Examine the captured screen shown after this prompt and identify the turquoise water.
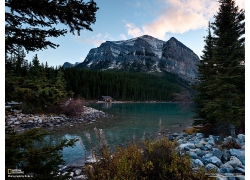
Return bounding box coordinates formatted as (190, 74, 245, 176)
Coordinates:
(46, 103, 194, 165)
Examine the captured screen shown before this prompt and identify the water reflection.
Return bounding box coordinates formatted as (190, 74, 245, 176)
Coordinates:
(100, 103, 112, 109)
(47, 103, 194, 165)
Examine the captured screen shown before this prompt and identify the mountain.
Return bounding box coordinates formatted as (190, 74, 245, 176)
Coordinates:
(74, 35, 200, 82)
(62, 62, 81, 68)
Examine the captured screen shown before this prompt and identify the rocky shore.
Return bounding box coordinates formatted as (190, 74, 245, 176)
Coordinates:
(5, 106, 108, 133)
(52, 132, 245, 180)
(168, 132, 245, 180)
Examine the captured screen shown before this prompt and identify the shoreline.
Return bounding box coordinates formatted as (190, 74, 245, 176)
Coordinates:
(85, 100, 192, 104)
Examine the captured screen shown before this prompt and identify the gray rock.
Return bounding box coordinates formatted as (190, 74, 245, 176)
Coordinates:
(237, 134, 245, 143)
(172, 132, 179, 137)
(27, 119, 34, 123)
(189, 152, 198, 159)
(196, 133, 204, 138)
(219, 163, 234, 173)
(208, 156, 222, 167)
(69, 172, 74, 177)
(212, 148, 222, 159)
(74, 169, 82, 176)
(216, 174, 228, 180)
(234, 167, 245, 175)
(195, 143, 203, 148)
(47, 123, 54, 127)
(201, 145, 209, 151)
(7, 121, 13, 125)
(168, 134, 174, 141)
(227, 156, 242, 168)
(194, 159, 204, 166)
(73, 175, 88, 180)
(205, 144, 213, 150)
(195, 149, 207, 157)
(204, 153, 213, 158)
(180, 143, 195, 150)
(229, 149, 245, 165)
(205, 163, 219, 171)
(207, 139, 215, 146)
(177, 139, 183, 144)
(222, 150, 231, 163)
(235, 175, 245, 180)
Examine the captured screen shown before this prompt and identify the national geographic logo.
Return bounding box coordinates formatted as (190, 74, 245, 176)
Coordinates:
(7, 169, 24, 174)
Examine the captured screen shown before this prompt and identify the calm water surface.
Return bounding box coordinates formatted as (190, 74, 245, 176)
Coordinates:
(45, 103, 194, 165)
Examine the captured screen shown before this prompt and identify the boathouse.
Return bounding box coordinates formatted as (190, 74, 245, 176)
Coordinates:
(99, 96, 114, 102)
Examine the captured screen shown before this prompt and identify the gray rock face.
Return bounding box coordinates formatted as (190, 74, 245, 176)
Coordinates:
(75, 35, 200, 83)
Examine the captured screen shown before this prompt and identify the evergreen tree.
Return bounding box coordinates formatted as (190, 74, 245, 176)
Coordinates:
(193, 22, 215, 122)
(5, 128, 77, 179)
(5, 0, 98, 54)
(195, 0, 245, 135)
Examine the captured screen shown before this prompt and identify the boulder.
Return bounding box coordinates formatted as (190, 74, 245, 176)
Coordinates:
(208, 156, 222, 167)
(189, 152, 198, 159)
(205, 163, 219, 172)
(234, 167, 245, 175)
(74, 169, 82, 176)
(226, 156, 242, 168)
(216, 174, 228, 180)
(195, 149, 207, 157)
(212, 148, 222, 159)
(229, 149, 245, 165)
(219, 163, 234, 173)
(27, 119, 34, 123)
(194, 159, 204, 166)
(221, 150, 231, 163)
(180, 143, 195, 151)
(196, 133, 204, 138)
(237, 134, 245, 143)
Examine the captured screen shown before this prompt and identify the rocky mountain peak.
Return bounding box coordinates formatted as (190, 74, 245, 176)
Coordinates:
(70, 35, 200, 83)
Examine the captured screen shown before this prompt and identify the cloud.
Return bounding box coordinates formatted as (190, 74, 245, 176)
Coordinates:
(125, 0, 245, 40)
(125, 0, 220, 40)
(78, 33, 114, 47)
(125, 23, 144, 37)
(235, 0, 245, 9)
(119, 34, 127, 40)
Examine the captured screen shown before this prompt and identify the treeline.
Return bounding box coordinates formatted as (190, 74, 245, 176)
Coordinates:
(62, 68, 186, 101)
(5, 48, 73, 113)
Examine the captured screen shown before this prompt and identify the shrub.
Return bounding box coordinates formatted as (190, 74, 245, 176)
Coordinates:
(85, 138, 215, 180)
(46, 98, 85, 117)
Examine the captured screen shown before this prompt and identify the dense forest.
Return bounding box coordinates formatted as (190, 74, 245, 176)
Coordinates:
(63, 68, 190, 101)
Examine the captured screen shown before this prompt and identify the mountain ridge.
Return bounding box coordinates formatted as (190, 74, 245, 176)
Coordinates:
(64, 35, 200, 83)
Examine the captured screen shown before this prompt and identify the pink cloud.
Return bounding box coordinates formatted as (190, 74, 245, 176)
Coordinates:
(125, 0, 220, 39)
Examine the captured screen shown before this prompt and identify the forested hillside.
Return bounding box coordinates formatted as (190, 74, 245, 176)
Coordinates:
(63, 68, 190, 101)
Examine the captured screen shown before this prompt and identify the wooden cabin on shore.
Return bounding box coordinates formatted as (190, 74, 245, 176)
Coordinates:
(98, 96, 114, 102)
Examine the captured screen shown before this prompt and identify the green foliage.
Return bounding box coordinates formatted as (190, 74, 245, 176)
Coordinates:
(85, 138, 215, 180)
(193, 0, 245, 131)
(5, 128, 78, 179)
(63, 68, 189, 101)
(5, 0, 98, 54)
(5, 53, 72, 113)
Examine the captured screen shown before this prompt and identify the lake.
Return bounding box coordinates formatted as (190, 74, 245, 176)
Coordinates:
(45, 102, 195, 165)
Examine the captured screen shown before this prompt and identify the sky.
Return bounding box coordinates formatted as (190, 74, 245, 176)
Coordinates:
(22, 0, 246, 68)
